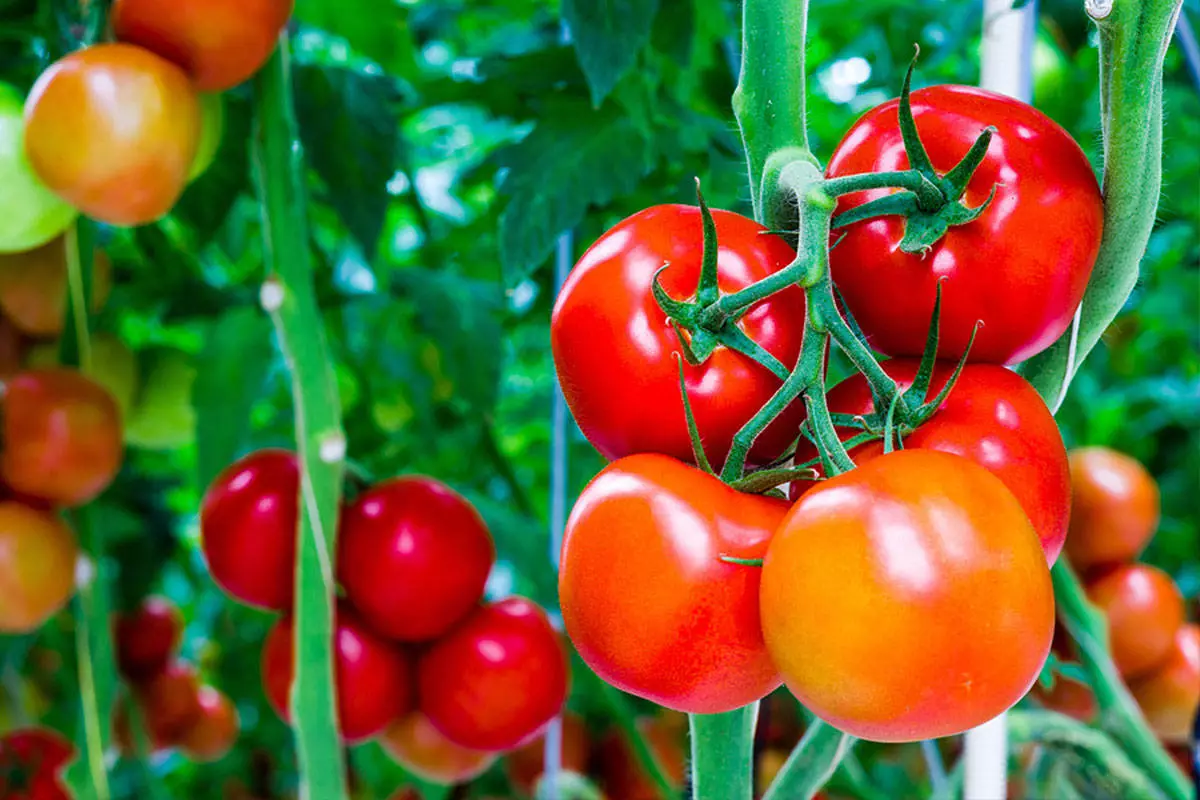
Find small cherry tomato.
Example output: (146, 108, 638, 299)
(338, 476, 494, 642)
(0, 236, 110, 337)
(112, 0, 293, 92)
(1085, 564, 1185, 680)
(380, 711, 497, 784)
(560, 454, 784, 714)
(1128, 624, 1199, 743)
(0, 727, 74, 800)
(505, 712, 589, 797)
(262, 603, 414, 743)
(23, 44, 200, 226)
(178, 686, 239, 762)
(114, 596, 184, 684)
(762, 449, 1054, 742)
(0, 502, 78, 634)
(1, 368, 123, 506)
(418, 597, 569, 752)
(594, 716, 686, 800)
(200, 449, 298, 611)
(1064, 447, 1160, 573)
(116, 662, 203, 751)
(0, 83, 75, 254)
(551, 205, 807, 468)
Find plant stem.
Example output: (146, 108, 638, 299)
(762, 721, 854, 800)
(821, 169, 931, 197)
(689, 705, 759, 800)
(252, 37, 349, 800)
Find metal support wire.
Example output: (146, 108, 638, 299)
(1176, 12, 1200, 93)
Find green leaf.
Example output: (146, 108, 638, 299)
(174, 92, 253, 244)
(562, 0, 661, 105)
(293, 0, 419, 78)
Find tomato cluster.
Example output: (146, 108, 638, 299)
(199, 451, 569, 769)
(0, 727, 74, 800)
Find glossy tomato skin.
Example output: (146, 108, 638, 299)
(0, 83, 76, 254)
(23, 44, 200, 226)
(0, 727, 74, 800)
(1129, 624, 1199, 743)
(380, 712, 497, 784)
(826, 86, 1103, 364)
(178, 686, 239, 762)
(115, 596, 183, 683)
(262, 603, 414, 743)
(112, 0, 292, 92)
(337, 476, 494, 642)
(1064, 447, 1160, 572)
(200, 449, 298, 611)
(505, 711, 589, 796)
(417, 597, 568, 752)
(560, 454, 785, 714)
(551, 205, 806, 468)
(0, 502, 78, 634)
(793, 360, 1070, 562)
(2, 369, 123, 506)
(762, 450, 1054, 742)
(0, 236, 111, 337)
(1084, 564, 1184, 680)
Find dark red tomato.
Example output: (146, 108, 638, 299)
(793, 360, 1070, 562)
(1064, 447, 1160, 573)
(551, 205, 806, 468)
(0, 727, 74, 800)
(559, 454, 785, 713)
(1084, 564, 1184, 680)
(112, 0, 292, 92)
(114, 596, 183, 683)
(178, 685, 239, 762)
(380, 712, 496, 784)
(1129, 624, 1199, 744)
(826, 85, 1103, 364)
(762, 450, 1054, 742)
(1, 368, 123, 506)
(23, 44, 200, 226)
(200, 449, 298, 611)
(505, 712, 589, 796)
(137, 662, 204, 746)
(262, 602, 414, 743)
(0, 502, 78, 634)
(417, 597, 568, 752)
(338, 476, 494, 642)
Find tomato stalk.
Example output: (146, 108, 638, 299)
(761, 721, 853, 800)
(251, 36, 349, 800)
(689, 705, 759, 800)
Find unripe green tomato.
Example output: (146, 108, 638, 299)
(1032, 26, 1072, 124)
(188, 92, 224, 182)
(125, 349, 196, 449)
(26, 333, 139, 419)
(0, 83, 77, 253)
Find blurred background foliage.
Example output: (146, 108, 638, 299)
(0, 0, 1196, 797)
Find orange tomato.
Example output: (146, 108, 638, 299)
(1128, 624, 1199, 743)
(0, 502, 78, 633)
(380, 712, 496, 784)
(179, 686, 239, 762)
(1084, 564, 1184, 680)
(1065, 447, 1160, 572)
(0, 236, 110, 337)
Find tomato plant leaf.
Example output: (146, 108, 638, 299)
(562, 0, 661, 105)
(294, 0, 419, 78)
(173, 93, 253, 245)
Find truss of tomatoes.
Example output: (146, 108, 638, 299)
(199, 449, 570, 768)
(552, 79, 1105, 742)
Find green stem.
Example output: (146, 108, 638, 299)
(762, 721, 854, 800)
(689, 705, 759, 800)
(1051, 561, 1190, 800)
(251, 37, 349, 800)
(821, 169, 933, 198)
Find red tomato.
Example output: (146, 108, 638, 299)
(112, 0, 292, 92)
(1129, 624, 1199, 743)
(0, 236, 111, 337)
(0, 727, 74, 800)
(136, 662, 204, 746)
(338, 476, 494, 642)
(114, 596, 183, 683)
(1, 369, 123, 506)
(793, 360, 1070, 562)
(594, 716, 686, 800)
(1064, 447, 1160, 572)
(551, 205, 806, 468)
(200, 449, 298, 611)
(380, 712, 497, 784)
(826, 85, 1103, 364)
(505, 712, 589, 796)
(1085, 564, 1185, 680)
(761, 449, 1054, 742)
(262, 602, 414, 743)
(178, 686, 239, 762)
(417, 597, 568, 752)
(559, 454, 784, 713)
(23, 44, 200, 226)
(0, 502, 78, 634)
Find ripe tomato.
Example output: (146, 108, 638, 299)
(114, 596, 183, 683)
(262, 603, 414, 743)
(2, 369, 123, 506)
(559, 454, 784, 713)
(178, 686, 239, 762)
(1129, 624, 1199, 743)
(0, 727, 74, 800)
(380, 712, 497, 784)
(0, 235, 111, 337)
(111, 0, 292, 92)
(826, 86, 1103, 364)
(505, 712, 589, 796)
(417, 597, 568, 752)
(793, 360, 1070, 562)
(134, 662, 204, 747)
(23, 44, 200, 226)
(1084, 564, 1184, 680)
(551, 205, 806, 468)
(200, 449, 298, 611)
(761, 449, 1054, 742)
(0, 502, 78, 634)
(594, 716, 686, 800)
(1064, 447, 1160, 572)
(0, 83, 75, 254)
(338, 476, 494, 642)
(28, 334, 138, 420)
